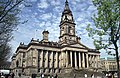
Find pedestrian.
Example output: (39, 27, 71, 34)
(1, 72, 5, 78)
(91, 74, 94, 78)
(41, 74, 44, 78)
(74, 74, 76, 78)
(0, 72, 1, 77)
(84, 73, 87, 78)
(11, 72, 14, 78)
(54, 74, 58, 78)
(8, 73, 12, 78)
(5, 73, 9, 78)
(48, 76, 50, 78)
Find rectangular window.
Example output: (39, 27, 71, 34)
(23, 53, 25, 58)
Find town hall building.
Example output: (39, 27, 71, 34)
(10, 0, 101, 77)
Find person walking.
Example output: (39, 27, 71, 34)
(11, 72, 14, 78)
(54, 74, 58, 78)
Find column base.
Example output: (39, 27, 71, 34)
(45, 69, 49, 74)
(55, 69, 59, 73)
(75, 66, 78, 69)
(61, 67, 73, 73)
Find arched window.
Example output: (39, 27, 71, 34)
(66, 25, 68, 33)
(62, 27, 64, 30)
(65, 37, 66, 39)
(68, 26, 71, 33)
(16, 60, 19, 67)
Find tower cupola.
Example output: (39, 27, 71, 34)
(59, 0, 79, 45)
(42, 30, 49, 42)
(60, 0, 75, 25)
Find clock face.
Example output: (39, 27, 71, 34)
(62, 15, 72, 20)
(62, 15, 65, 20)
(67, 15, 72, 20)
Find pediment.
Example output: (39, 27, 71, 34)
(69, 43, 87, 49)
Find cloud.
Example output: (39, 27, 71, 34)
(37, 0, 49, 9)
(39, 13, 52, 20)
(39, 22, 46, 27)
(50, 0, 61, 6)
(53, 6, 63, 12)
(76, 17, 83, 22)
(26, 0, 37, 2)
(18, 4, 25, 10)
(37, 9, 45, 13)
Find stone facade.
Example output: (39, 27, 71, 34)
(10, 0, 100, 77)
(100, 58, 120, 72)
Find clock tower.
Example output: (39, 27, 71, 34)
(59, 0, 80, 45)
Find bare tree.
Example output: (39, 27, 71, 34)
(0, 0, 24, 66)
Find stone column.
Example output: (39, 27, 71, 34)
(86, 53, 89, 68)
(70, 51, 73, 67)
(66, 51, 68, 67)
(26, 51, 28, 67)
(36, 49, 39, 71)
(50, 52, 52, 68)
(89, 55, 91, 61)
(50, 51, 53, 73)
(75, 52, 77, 68)
(30, 50, 33, 66)
(92, 55, 95, 67)
(48, 51, 50, 68)
(97, 55, 100, 68)
(94, 55, 97, 68)
(58, 52, 60, 68)
(46, 50, 48, 68)
(45, 50, 49, 73)
(60, 53, 62, 68)
(91, 55, 93, 67)
(41, 50, 43, 67)
(51, 51, 53, 68)
(61, 52, 64, 67)
(97, 55, 99, 68)
(89, 55, 92, 67)
(55, 52, 58, 73)
(56, 52, 58, 68)
(82, 53, 85, 68)
(79, 52, 81, 68)
(58, 52, 61, 68)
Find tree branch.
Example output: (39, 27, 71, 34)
(0, 0, 12, 17)
(108, 47, 115, 50)
(0, 0, 24, 22)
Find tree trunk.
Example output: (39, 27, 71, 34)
(114, 42, 120, 78)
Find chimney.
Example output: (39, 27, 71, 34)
(42, 30, 49, 42)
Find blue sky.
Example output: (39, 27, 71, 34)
(10, 0, 111, 58)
